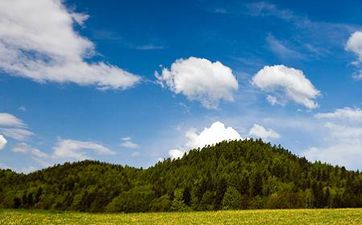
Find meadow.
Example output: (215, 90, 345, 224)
(1, 208, 361, 225)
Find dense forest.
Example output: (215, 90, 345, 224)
(0, 139, 361, 212)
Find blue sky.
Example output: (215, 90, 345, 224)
(1, 0, 362, 172)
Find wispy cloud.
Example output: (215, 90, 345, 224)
(246, 2, 358, 42)
(0, 128, 33, 141)
(0, 113, 25, 127)
(0, 113, 33, 141)
(53, 139, 115, 161)
(315, 107, 362, 122)
(249, 124, 280, 140)
(266, 34, 304, 60)
(134, 44, 164, 50)
(121, 137, 139, 149)
(0, 135, 6, 150)
(12, 143, 48, 158)
(243, 1, 360, 60)
(93, 30, 164, 51)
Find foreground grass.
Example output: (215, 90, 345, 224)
(1, 208, 362, 225)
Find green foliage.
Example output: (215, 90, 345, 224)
(150, 194, 171, 212)
(0, 139, 361, 212)
(106, 186, 155, 212)
(222, 186, 242, 210)
(170, 189, 190, 211)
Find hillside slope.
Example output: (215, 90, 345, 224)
(0, 139, 361, 212)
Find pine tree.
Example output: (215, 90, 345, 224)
(222, 186, 242, 210)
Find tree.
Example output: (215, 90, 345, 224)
(1, 139, 362, 212)
(222, 186, 241, 210)
(150, 194, 171, 212)
(214, 178, 227, 210)
(182, 187, 191, 206)
(106, 186, 155, 213)
(170, 189, 189, 211)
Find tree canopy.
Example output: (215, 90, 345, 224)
(0, 139, 361, 212)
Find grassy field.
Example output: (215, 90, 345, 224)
(0, 208, 362, 225)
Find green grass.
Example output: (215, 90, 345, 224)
(1, 208, 362, 225)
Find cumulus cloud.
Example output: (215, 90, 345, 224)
(249, 124, 280, 140)
(168, 149, 184, 159)
(0, 135, 7, 150)
(156, 57, 238, 109)
(12, 143, 48, 158)
(252, 65, 320, 109)
(169, 121, 242, 159)
(345, 31, 362, 80)
(0, 113, 33, 140)
(53, 139, 115, 161)
(346, 31, 362, 62)
(0, 0, 140, 89)
(185, 121, 242, 149)
(315, 107, 362, 122)
(120, 137, 139, 149)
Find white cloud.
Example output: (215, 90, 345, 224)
(12, 143, 48, 158)
(353, 71, 362, 80)
(169, 121, 242, 159)
(0, 0, 140, 89)
(345, 31, 362, 80)
(156, 57, 238, 109)
(247, 2, 356, 49)
(0, 135, 7, 150)
(0, 113, 33, 140)
(185, 121, 242, 149)
(315, 107, 362, 122)
(346, 31, 362, 62)
(18, 106, 27, 112)
(135, 44, 164, 50)
(53, 139, 115, 160)
(303, 145, 362, 171)
(0, 128, 33, 141)
(252, 65, 320, 109)
(18, 166, 38, 174)
(121, 137, 139, 149)
(303, 122, 362, 170)
(266, 95, 281, 106)
(249, 124, 280, 140)
(266, 34, 303, 60)
(0, 113, 25, 127)
(302, 109, 362, 170)
(168, 149, 184, 159)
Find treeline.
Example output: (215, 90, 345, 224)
(0, 139, 361, 212)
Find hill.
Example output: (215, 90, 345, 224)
(0, 139, 361, 212)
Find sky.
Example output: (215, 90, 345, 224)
(1, 0, 362, 172)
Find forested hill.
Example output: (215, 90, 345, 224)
(0, 139, 361, 212)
